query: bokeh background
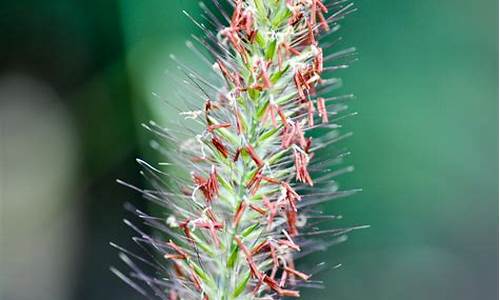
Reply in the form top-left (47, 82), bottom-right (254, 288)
top-left (0, 1), bottom-right (498, 299)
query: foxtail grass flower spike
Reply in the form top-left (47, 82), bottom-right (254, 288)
top-left (112, 1), bottom-right (367, 299)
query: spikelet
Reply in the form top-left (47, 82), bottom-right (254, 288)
top-left (112, 1), bottom-right (367, 299)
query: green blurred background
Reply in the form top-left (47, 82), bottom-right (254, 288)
top-left (0, 1), bottom-right (497, 299)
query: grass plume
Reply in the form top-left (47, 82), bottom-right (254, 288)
top-left (112, 1), bottom-right (365, 299)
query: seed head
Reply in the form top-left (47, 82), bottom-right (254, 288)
top-left (112, 1), bottom-right (366, 299)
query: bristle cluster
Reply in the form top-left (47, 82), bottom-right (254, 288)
top-left (113, 1), bottom-right (364, 299)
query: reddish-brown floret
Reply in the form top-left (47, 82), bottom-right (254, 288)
top-left (192, 166), bottom-right (220, 203)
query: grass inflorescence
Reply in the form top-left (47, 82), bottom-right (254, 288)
top-left (112, 1), bottom-right (366, 299)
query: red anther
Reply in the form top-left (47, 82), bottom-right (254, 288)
top-left (217, 58), bottom-right (245, 87)
top-left (248, 29), bottom-right (257, 43)
top-left (247, 257), bottom-right (263, 280)
top-left (233, 200), bottom-right (247, 227)
top-left (278, 289), bottom-right (300, 298)
top-left (250, 240), bottom-right (268, 255)
top-left (216, 59), bottom-right (234, 84)
top-left (231, 0), bottom-right (242, 25)
top-left (233, 236), bottom-right (251, 257)
top-left (314, 47), bottom-right (324, 73)
top-left (203, 97), bottom-right (221, 116)
top-left (223, 28), bottom-right (248, 62)
top-left (288, 11), bottom-right (303, 26)
top-left (282, 182), bottom-right (300, 200)
top-left (246, 168), bottom-right (262, 195)
top-left (264, 275), bottom-right (301, 297)
top-left (249, 176), bottom-right (263, 195)
top-left (204, 99), bottom-right (212, 112)
top-left (307, 101), bottom-right (315, 127)
top-left (286, 195), bottom-right (297, 212)
top-left (279, 268), bottom-right (288, 287)
top-left (286, 208), bottom-right (299, 236)
top-left (172, 261), bottom-right (185, 278)
top-left (284, 266), bottom-right (311, 281)
top-left (263, 275), bottom-right (281, 292)
top-left (234, 108), bottom-right (244, 135)
top-left (204, 99), bottom-right (213, 124)
top-left (252, 276), bottom-right (264, 295)
top-left (307, 21), bottom-right (317, 45)
top-left (234, 73), bottom-right (244, 93)
top-left (294, 149), bottom-right (313, 186)
top-left (281, 230), bottom-right (301, 251)
top-left (307, 75), bottom-right (321, 91)
top-left (227, 31), bottom-right (240, 51)
top-left (295, 122), bottom-right (307, 148)
top-left (205, 207), bottom-right (220, 224)
top-left (166, 240), bottom-right (189, 260)
top-left (282, 182), bottom-right (301, 212)
top-left (263, 103), bottom-right (278, 127)
top-left (310, 0), bottom-right (317, 26)
top-left (304, 137), bottom-right (313, 154)
top-left (178, 218), bottom-right (192, 240)
top-left (246, 145), bottom-right (264, 167)
top-left (246, 168), bottom-right (262, 190)
top-left (192, 166), bottom-right (220, 203)
top-left (209, 222), bottom-right (220, 247)
top-left (294, 72), bottom-right (306, 101)
top-left (194, 220), bottom-right (223, 230)
top-left (189, 269), bottom-right (202, 291)
top-left (317, 9), bottom-right (330, 31)
top-left (317, 97), bottom-right (328, 123)
top-left (233, 147), bottom-right (242, 162)
top-left (263, 197), bottom-right (277, 230)
top-left (193, 216), bottom-right (223, 247)
top-left (164, 253), bottom-right (187, 260)
top-left (277, 106), bottom-right (288, 128)
top-left (297, 69), bottom-right (311, 89)
top-left (235, 236), bottom-right (264, 280)
top-left (211, 136), bottom-right (229, 158)
top-left (207, 123), bottom-right (231, 132)
top-left (310, 0), bottom-right (329, 31)
top-left (230, 1), bottom-right (254, 37)
top-left (261, 176), bottom-right (280, 184)
top-left (281, 125), bottom-right (294, 148)
top-left (283, 42), bottom-right (301, 56)
top-left (194, 210), bottom-right (223, 229)
top-left (249, 204), bottom-right (266, 215)
top-left (243, 11), bottom-right (254, 35)
top-left (282, 122), bottom-right (307, 149)
top-left (259, 61), bottom-right (272, 89)
top-left (208, 166), bottom-right (220, 198)
top-left (278, 239), bottom-right (300, 251)
top-left (316, 0), bottom-right (328, 13)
